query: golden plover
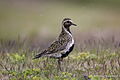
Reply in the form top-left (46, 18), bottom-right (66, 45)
top-left (33, 18), bottom-right (77, 69)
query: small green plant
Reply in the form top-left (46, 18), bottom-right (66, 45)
top-left (7, 53), bottom-right (25, 63)
top-left (0, 50), bottom-right (119, 80)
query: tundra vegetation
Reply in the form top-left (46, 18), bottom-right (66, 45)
top-left (0, 35), bottom-right (120, 80)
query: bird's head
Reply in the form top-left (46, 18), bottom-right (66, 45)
top-left (62, 18), bottom-right (77, 28)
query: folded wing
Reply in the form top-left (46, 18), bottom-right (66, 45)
top-left (33, 38), bottom-right (68, 59)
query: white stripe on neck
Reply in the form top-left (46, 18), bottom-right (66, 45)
top-left (62, 26), bottom-right (74, 53)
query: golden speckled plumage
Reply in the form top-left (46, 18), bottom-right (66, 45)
top-left (33, 18), bottom-right (76, 59)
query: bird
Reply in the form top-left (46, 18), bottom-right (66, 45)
top-left (33, 18), bottom-right (77, 70)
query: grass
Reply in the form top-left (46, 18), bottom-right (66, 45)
top-left (0, 37), bottom-right (120, 80)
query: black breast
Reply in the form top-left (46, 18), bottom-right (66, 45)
top-left (61, 44), bottom-right (74, 58)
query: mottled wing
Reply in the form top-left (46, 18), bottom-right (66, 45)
top-left (33, 33), bottom-right (71, 59)
top-left (33, 38), bottom-right (68, 59)
top-left (46, 38), bottom-right (68, 54)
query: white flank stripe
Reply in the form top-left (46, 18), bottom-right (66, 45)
top-left (63, 26), bottom-right (74, 53)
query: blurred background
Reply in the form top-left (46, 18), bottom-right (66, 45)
top-left (0, 0), bottom-right (120, 52)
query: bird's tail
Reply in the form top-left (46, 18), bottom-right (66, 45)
top-left (33, 50), bottom-right (47, 59)
top-left (33, 53), bottom-right (43, 59)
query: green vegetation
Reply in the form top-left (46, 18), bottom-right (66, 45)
top-left (0, 47), bottom-right (120, 80)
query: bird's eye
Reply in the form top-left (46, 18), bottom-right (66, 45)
top-left (66, 21), bottom-right (70, 23)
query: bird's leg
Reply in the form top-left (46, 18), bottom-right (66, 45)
top-left (57, 58), bottom-right (63, 71)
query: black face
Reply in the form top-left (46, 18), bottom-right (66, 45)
top-left (62, 18), bottom-right (77, 27)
